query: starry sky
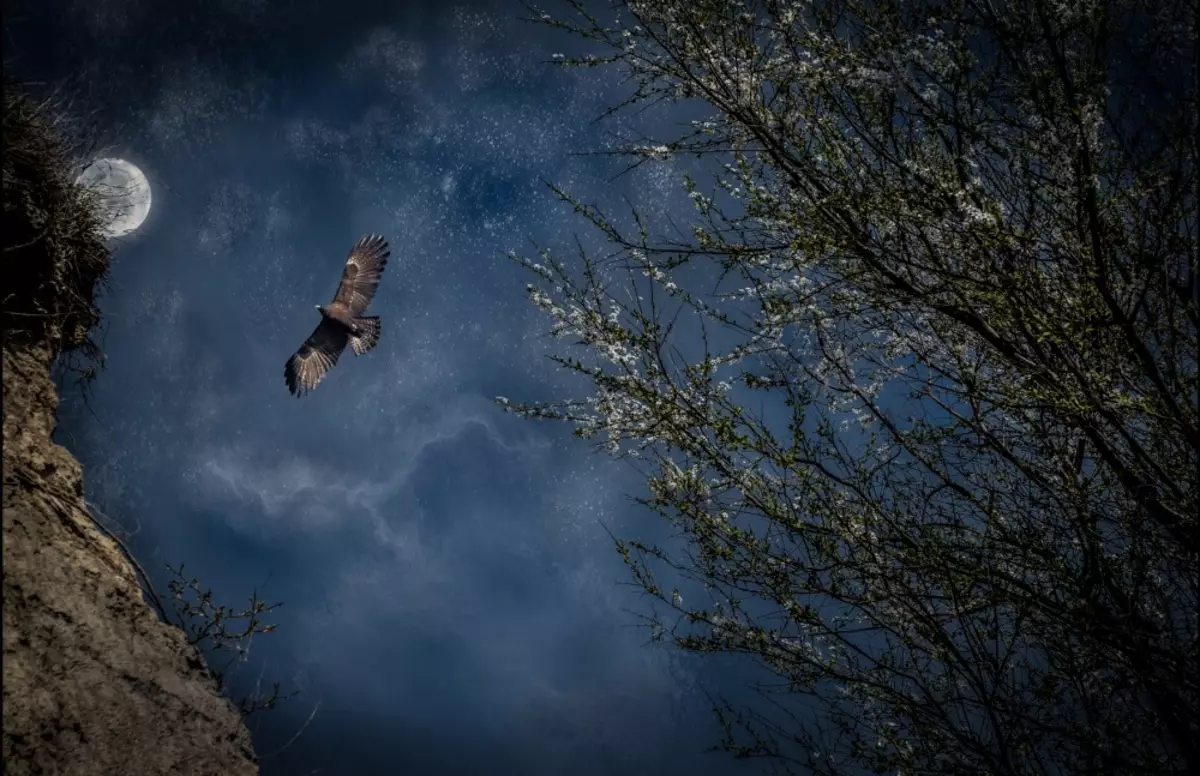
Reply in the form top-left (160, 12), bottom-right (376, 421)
top-left (5, 0), bottom-right (769, 774)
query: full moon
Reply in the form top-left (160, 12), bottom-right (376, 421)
top-left (75, 158), bottom-right (152, 239)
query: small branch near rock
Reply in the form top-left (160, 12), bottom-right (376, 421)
top-left (81, 501), bottom-right (292, 719)
top-left (164, 564), bottom-right (280, 659)
top-left (236, 681), bottom-right (295, 717)
top-left (163, 563), bottom-right (291, 717)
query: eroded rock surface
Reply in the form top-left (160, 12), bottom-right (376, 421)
top-left (1, 318), bottom-right (259, 776)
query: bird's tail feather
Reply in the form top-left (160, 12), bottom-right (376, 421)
top-left (350, 316), bottom-right (381, 355)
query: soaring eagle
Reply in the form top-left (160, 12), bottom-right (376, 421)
top-left (284, 234), bottom-right (390, 396)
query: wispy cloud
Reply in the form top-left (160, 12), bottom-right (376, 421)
top-left (188, 389), bottom-right (551, 535)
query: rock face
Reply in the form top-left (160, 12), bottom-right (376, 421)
top-left (2, 87), bottom-right (259, 776)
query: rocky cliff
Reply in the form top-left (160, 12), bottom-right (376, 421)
top-left (2, 86), bottom-right (259, 776)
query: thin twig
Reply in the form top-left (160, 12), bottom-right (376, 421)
top-left (82, 500), bottom-right (172, 626)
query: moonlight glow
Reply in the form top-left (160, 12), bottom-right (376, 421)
top-left (75, 158), bottom-right (152, 238)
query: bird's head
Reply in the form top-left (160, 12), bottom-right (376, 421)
top-left (315, 304), bottom-right (326, 315)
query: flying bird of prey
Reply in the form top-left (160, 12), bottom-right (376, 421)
top-left (284, 234), bottom-right (390, 397)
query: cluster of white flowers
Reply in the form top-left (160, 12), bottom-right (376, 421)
top-left (632, 143), bottom-right (673, 162)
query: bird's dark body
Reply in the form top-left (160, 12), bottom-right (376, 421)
top-left (317, 305), bottom-right (360, 333)
top-left (284, 234), bottom-right (391, 397)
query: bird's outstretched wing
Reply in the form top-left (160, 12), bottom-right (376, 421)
top-left (332, 234), bottom-right (390, 316)
top-left (284, 318), bottom-right (350, 396)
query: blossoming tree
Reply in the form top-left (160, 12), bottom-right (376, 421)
top-left (503, 1), bottom-right (1197, 773)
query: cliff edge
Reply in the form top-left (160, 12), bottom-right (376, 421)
top-left (2, 86), bottom-right (259, 775)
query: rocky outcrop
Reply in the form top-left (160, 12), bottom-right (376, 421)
top-left (2, 86), bottom-right (259, 776)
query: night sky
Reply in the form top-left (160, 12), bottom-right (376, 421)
top-left (4, 0), bottom-right (767, 774)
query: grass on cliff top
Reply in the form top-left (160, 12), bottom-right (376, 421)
top-left (2, 79), bottom-right (110, 379)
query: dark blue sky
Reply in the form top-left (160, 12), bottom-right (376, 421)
top-left (6, 0), bottom-right (768, 774)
